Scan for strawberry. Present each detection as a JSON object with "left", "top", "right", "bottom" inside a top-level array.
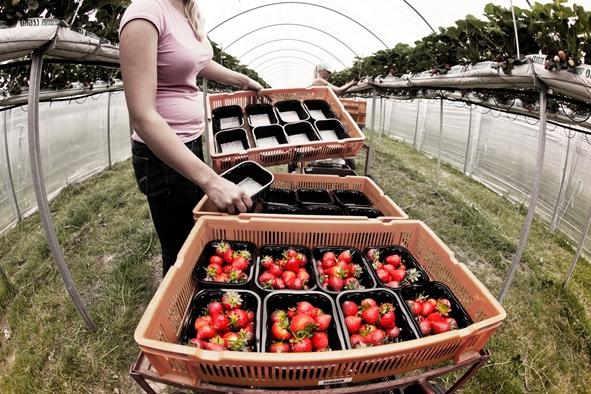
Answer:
[
  {"left": 286, "top": 277, "right": 303, "bottom": 290},
  {"left": 285, "top": 248, "right": 299, "bottom": 259},
  {"left": 209, "top": 255, "right": 224, "bottom": 266},
  {"left": 439, "top": 298, "right": 451, "bottom": 309},
  {"left": 286, "top": 307, "right": 296, "bottom": 319},
  {"left": 315, "top": 314, "right": 332, "bottom": 331},
  {"left": 367, "top": 329, "right": 386, "bottom": 346},
  {"left": 359, "top": 324, "right": 376, "bottom": 344},
  {"left": 267, "top": 263, "right": 283, "bottom": 278},
  {"left": 436, "top": 301, "right": 451, "bottom": 317},
  {"left": 311, "top": 332, "right": 329, "bottom": 351},
  {"left": 361, "top": 298, "right": 377, "bottom": 308},
  {"left": 271, "top": 310, "right": 287, "bottom": 324},
  {"left": 228, "top": 309, "right": 249, "bottom": 329},
  {"left": 205, "top": 264, "right": 222, "bottom": 279},
  {"left": 391, "top": 269, "right": 406, "bottom": 282},
  {"left": 243, "top": 323, "right": 255, "bottom": 339},
  {"left": 343, "top": 277, "right": 360, "bottom": 290},
  {"left": 196, "top": 325, "right": 216, "bottom": 340},
  {"left": 214, "top": 241, "right": 229, "bottom": 257},
  {"left": 386, "top": 326, "right": 401, "bottom": 340},
  {"left": 223, "top": 248, "right": 235, "bottom": 264},
  {"left": 194, "top": 316, "right": 211, "bottom": 332},
  {"left": 361, "top": 306, "right": 380, "bottom": 325},
  {"left": 379, "top": 310, "right": 396, "bottom": 329},
  {"left": 271, "top": 322, "right": 291, "bottom": 340},
  {"left": 297, "top": 253, "right": 307, "bottom": 265},
  {"left": 350, "top": 334, "right": 363, "bottom": 348},
  {"left": 284, "top": 257, "right": 300, "bottom": 273},
  {"left": 407, "top": 300, "right": 422, "bottom": 316},
  {"left": 258, "top": 272, "right": 276, "bottom": 289},
  {"left": 385, "top": 254, "right": 401, "bottom": 268},
  {"left": 296, "top": 269, "right": 310, "bottom": 284},
  {"left": 221, "top": 291, "right": 242, "bottom": 310},
  {"left": 376, "top": 268, "right": 391, "bottom": 283},
  {"left": 338, "top": 250, "right": 352, "bottom": 264},
  {"left": 207, "top": 301, "right": 224, "bottom": 317},
  {"left": 399, "top": 264, "right": 406, "bottom": 271},
  {"left": 290, "top": 314, "right": 317, "bottom": 334},
  {"left": 327, "top": 276, "right": 343, "bottom": 292},
  {"left": 419, "top": 320, "right": 432, "bottom": 336},
  {"left": 232, "top": 256, "right": 248, "bottom": 271},
  {"left": 274, "top": 278, "right": 285, "bottom": 289},
  {"left": 281, "top": 270, "right": 296, "bottom": 283},
  {"left": 366, "top": 248, "right": 379, "bottom": 261},
  {"left": 188, "top": 337, "right": 204, "bottom": 348},
  {"left": 447, "top": 318, "right": 458, "bottom": 330},
  {"left": 223, "top": 331, "right": 246, "bottom": 351},
  {"left": 341, "top": 301, "right": 358, "bottom": 317},
  {"left": 420, "top": 302, "right": 435, "bottom": 317},
  {"left": 344, "top": 316, "right": 362, "bottom": 334},
  {"left": 269, "top": 342, "right": 290, "bottom": 353},
  {"left": 431, "top": 320, "right": 450, "bottom": 334},
  {"left": 227, "top": 269, "right": 246, "bottom": 283},
  {"left": 296, "top": 301, "right": 315, "bottom": 316},
  {"left": 427, "top": 312, "right": 444, "bottom": 323},
  {"left": 290, "top": 337, "right": 312, "bottom": 353},
  {"left": 260, "top": 255, "right": 274, "bottom": 270},
  {"left": 383, "top": 264, "right": 396, "bottom": 275},
  {"left": 322, "top": 252, "right": 336, "bottom": 266},
  {"left": 211, "top": 313, "right": 229, "bottom": 332},
  {"left": 386, "top": 281, "right": 400, "bottom": 288},
  {"left": 205, "top": 341, "right": 225, "bottom": 351}
]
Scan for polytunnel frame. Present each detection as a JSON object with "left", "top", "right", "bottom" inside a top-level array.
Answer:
[{"left": 237, "top": 39, "right": 347, "bottom": 67}]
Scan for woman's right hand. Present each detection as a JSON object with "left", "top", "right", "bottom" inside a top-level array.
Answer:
[{"left": 204, "top": 176, "right": 253, "bottom": 214}]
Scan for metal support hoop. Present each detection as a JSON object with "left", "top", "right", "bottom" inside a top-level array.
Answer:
[
  {"left": 563, "top": 202, "right": 591, "bottom": 287},
  {"left": 106, "top": 91, "right": 112, "bottom": 168},
  {"left": 257, "top": 61, "right": 313, "bottom": 76},
  {"left": 245, "top": 48, "right": 323, "bottom": 67},
  {"left": 498, "top": 82, "right": 549, "bottom": 303},
  {"left": 463, "top": 106, "right": 474, "bottom": 175},
  {"left": 412, "top": 101, "right": 420, "bottom": 149},
  {"left": 252, "top": 55, "right": 316, "bottom": 70},
  {"left": 237, "top": 39, "right": 347, "bottom": 67},
  {"left": 27, "top": 50, "right": 96, "bottom": 331},
  {"left": 549, "top": 136, "right": 571, "bottom": 232},
  {"left": 436, "top": 98, "right": 444, "bottom": 182},
  {"left": 3, "top": 109, "right": 21, "bottom": 221},
  {"left": 364, "top": 89, "right": 378, "bottom": 176}
]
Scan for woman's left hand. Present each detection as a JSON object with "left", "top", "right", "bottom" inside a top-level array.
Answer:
[{"left": 245, "top": 78, "right": 263, "bottom": 94}]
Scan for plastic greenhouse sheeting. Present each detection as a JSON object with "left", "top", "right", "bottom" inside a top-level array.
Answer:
[
  {"left": 366, "top": 98, "right": 591, "bottom": 258},
  {"left": 0, "top": 91, "right": 130, "bottom": 233}
]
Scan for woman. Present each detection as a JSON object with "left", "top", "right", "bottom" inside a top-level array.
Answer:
[
  {"left": 310, "top": 61, "right": 357, "bottom": 96},
  {"left": 119, "top": 0, "right": 263, "bottom": 275}
]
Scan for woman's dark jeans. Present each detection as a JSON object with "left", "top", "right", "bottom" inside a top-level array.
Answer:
[{"left": 131, "top": 138, "right": 205, "bottom": 276}]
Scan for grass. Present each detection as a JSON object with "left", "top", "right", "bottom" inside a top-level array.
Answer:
[{"left": 0, "top": 136, "right": 589, "bottom": 393}]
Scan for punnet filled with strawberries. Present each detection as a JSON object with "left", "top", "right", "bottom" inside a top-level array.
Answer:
[
  {"left": 364, "top": 245, "right": 430, "bottom": 289},
  {"left": 255, "top": 245, "right": 316, "bottom": 291},
  {"left": 262, "top": 291, "right": 346, "bottom": 353},
  {"left": 180, "top": 289, "right": 261, "bottom": 351},
  {"left": 401, "top": 281, "right": 473, "bottom": 337},
  {"left": 312, "top": 247, "right": 376, "bottom": 294},
  {"left": 337, "top": 289, "right": 419, "bottom": 349},
  {"left": 192, "top": 240, "right": 257, "bottom": 287}
]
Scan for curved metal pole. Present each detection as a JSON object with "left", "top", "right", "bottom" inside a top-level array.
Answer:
[
  {"left": 564, "top": 203, "right": 591, "bottom": 288},
  {"left": 412, "top": 101, "right": 420, "bottom": 149},
  {"left": 237, "top": 38, "right": 347, "bottom": 67},
  {"left": 436, "top": 98, "right": 444, "bottom": 183},
  {"left": 245, "top": 48, "right": 323, "bottom": 67},
  {"left": 498, "top": 82, "right": 548, "bottom": 303},
  {"left": 509, "top": 0, "right": 522, "bottom": 59},
  {"left": 463, "top": 106, "right": 474, "bottom": 174},
  {"left": 208, "top": 2, "right": 389, "bottom": 48},
  {"left": 262, "top": 70, "right": 311, "bottom": 85},
  {"left": 258, "top": 61, "right": 313, "bottom": 75},
  {"left": 106, "top": 91, "right": 112, "bottom": 168},
  {"left": 3, "top": 109, "right": 21, "bottom": 221},
  {"left": 252, "top": 55, "right": 316, "bottom": 70},
  {"left": 222, "top": 23, "right": 360, "bottom": 57},
  {"left": 260, "top": 67, "right": 311, "bottom": 80},
  {"left": 550, "top": 135, "right": 572, "bottom": 232},
  {"left": 364, "top": 89, "right": 378, "bottom": 177},
  {"left": 402, "top": 0, "right": 435, "bottom": 33},
  {"left": 28, "top": 50, "right": 96, "bottom": 331}
]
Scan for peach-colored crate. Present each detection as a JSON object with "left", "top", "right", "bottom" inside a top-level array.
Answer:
[
  {"left": 193, "top": 172, "right": 408, "bottom": 222},
  {"left": 207, "top": 87, "right": 365, "bottom": 173},
  {"left": 135, "top": 217, "right": 506, "bottom": 388},
  {"left": 340, "top": 98, "right": 367, "bottom": 125}
]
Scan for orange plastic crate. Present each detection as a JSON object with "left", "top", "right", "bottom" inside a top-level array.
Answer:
[
  {"left": 193, "top": 173, "right": 408, "bottom": 221},
  {"left": 135, "top": 217, "right": 506, "bottom": 388},
  {"left": 207, "top": 87, "right": 365, "bottom": 172},
  {"left": 340, "top": 98, "right": 367, "bottom": 125}
]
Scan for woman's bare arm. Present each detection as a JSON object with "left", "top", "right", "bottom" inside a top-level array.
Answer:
[
  {"left": 119, "top": 19, "right": 251, "bottom": 213},
  {"left": 199, "top": 60, "right": 263, "bottom": 92}
]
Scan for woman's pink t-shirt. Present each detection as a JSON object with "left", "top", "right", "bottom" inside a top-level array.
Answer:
[{"left": 119, "top": 0, "right": 213, "bottom": 143}]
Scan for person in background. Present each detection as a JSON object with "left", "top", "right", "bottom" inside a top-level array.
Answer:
[
  {"left": 119, "top": 0, "right": 263, "bottom": 276},
  {"left": 310, "top": 61, "right": 357, "bottom": 96}
]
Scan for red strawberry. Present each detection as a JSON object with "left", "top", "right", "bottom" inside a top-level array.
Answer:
[
  {"left": 350, "top": 334, "right": 363, "bottom": 348},
  {"left": 439, "top": 298, "right": 452, "bottom": 309},
  {"left": 297, "top": 301, "right": 315, "bottom": 316},
  {"left": 286, "top": 277, "right": 303, "bottom": 290},
  {"left": 232, "top": 256, "right": 248, "bottom": 271},
  {"left": 205, "top": 263, "right": 222, "bottom": 279},
  {"left": 274, "top": 278, "right": 285, "bottom": 289},
  {"left": 315, "top": 314, "right": 332, "bottom": 331},
  {"left": 286, "top": 307, "right": 296, "bottom": 319},
  {"left": 407, "top": 300, "right": 421, "bottom": 316},
  {"left": 223, "top": 331, "right": 246, "bottom": 351},
  {"left": 338, "top": 250, "right": 352, "bottom": 264},
  {"left": 385, "top": 254, "right": 401, "bottom": 268},
  {"left": 343, "top": 277, "right": 360, "bottom": 290},
  {"left": 205, "top": 341, "right": 225, "bottom": 351},
  {"left": 431, "top": 320, "right": 450, "bottom": 334},
  {"left": 271, "top": 322, "right": 291, "bottom": 340},
  {"left": 194, "top": 316, "right": 211, "bottom": 332},
  {"left": 447, "top": 318, "right": 458, "bottom": 330},
  {"left": 376, "top": 268, "right": 391, "bottom": 283},
  {"left": 290, "top": 314, "right": 317, "bottom": 333},
  {"left": 269, "top": 342, "right": 290, "bottom": 353},
  {"left": 221, "top": 291, "right": 242, "bottom": 310},
  {"left": 196, "top": 325, "right": 216, "bottom": 340},
  {"left": 399, "top": 264, "right": 406, "bottom": 271},
  {"left": 322, "top": 252, "right": 336, "bottom": 266},
  {"left": 209, "top": 255, "right": 224, "bottom": 266},
  {"left": 285, "top": 248, "right": 298, "bottom": 259},
  {"left": 366, "top": 248, "right": 379, "bottom": 261},
  {"left": 281, "top": 270, "right": 296, "bottom": 283},
  {"left": 361, "top": 306, "right": 380, "bottom": 325},
  {"left": 327, "top": 276, "right": 343, "bottom": 292},
  {"left": 259, "top": 272, "right": 276, "bottom": 289},
  {"left": 211, "top": 313, "right": 229, "bottom": 332},
  {"left": 383, "top": 264, "right": 396, "bottom": 274},
  {"left": 271, "top": 310, "right": 287, "bottom": 324},
  {"left": 223, "top": 248, "right": 234, "bottom": 264},
  {"left": 386, "top": 326, "right": 401, "bottom": 339},
  {"left": 359, "top": 324, "right": 376, "bottom": 344},
  {"left": 391, "top": 269, "right": 406, "bottom": 282},
  {"left": 420, "top": 302, "right": 435, "bottom": 317},
  {"left": 290, "top": 337, "right": 312, "bottom": 353},
  {"left": 284, "top": 257, "right": 300, "bottom": 273},
  {"left": 311, "top": 332, "right": 329, "bottom": 351},
  {"left": 379, "top": 310, "right": 396, "bottom": 329},
  {"left": 243, "top": 323, "right": 255, "bottom": 339},
  {"left": 214, "top": 241, "right": 229, "bottom": 257},
  {"left": 260, "top": 255, "right": 274, "bottom": 269},
  {"left": 228, "top": 309, "right": 249, "bottom": 329},
  {"left": 367, "top": 329, "right": 386, "bottom": 346},
  {"left": 207, "top": 301, "right": 224, "bottom": 317},
  {"left": 360, "top": 298, "right": 377, "bottom": 308},
  {"left": 296, "top": 269, "right": 310, "bottom": 284},
  {"left": 297, "top": 253, "right": 307, "bottom": 265},
  {"left": 419, "top": 320, "right": 432, "bottom": 336},
  {"left": 344, "top": 316, "right": 362, "bottom": 334},
  {"left": 341, "top": 301, "right": 358, "bottom": 317},
  {"left": 386, "top": 281, "right": 400, "bottom": 288},
  {"left": 267, "top": 263, "right": 283, "bottom": 278},
  {"left": 427, "top": 312, "right": 444, "bottom": 323}
]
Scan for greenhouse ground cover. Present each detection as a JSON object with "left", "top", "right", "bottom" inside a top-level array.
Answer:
[{"left": 0, "top": 137, "right": 588, "bottom": 393}]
